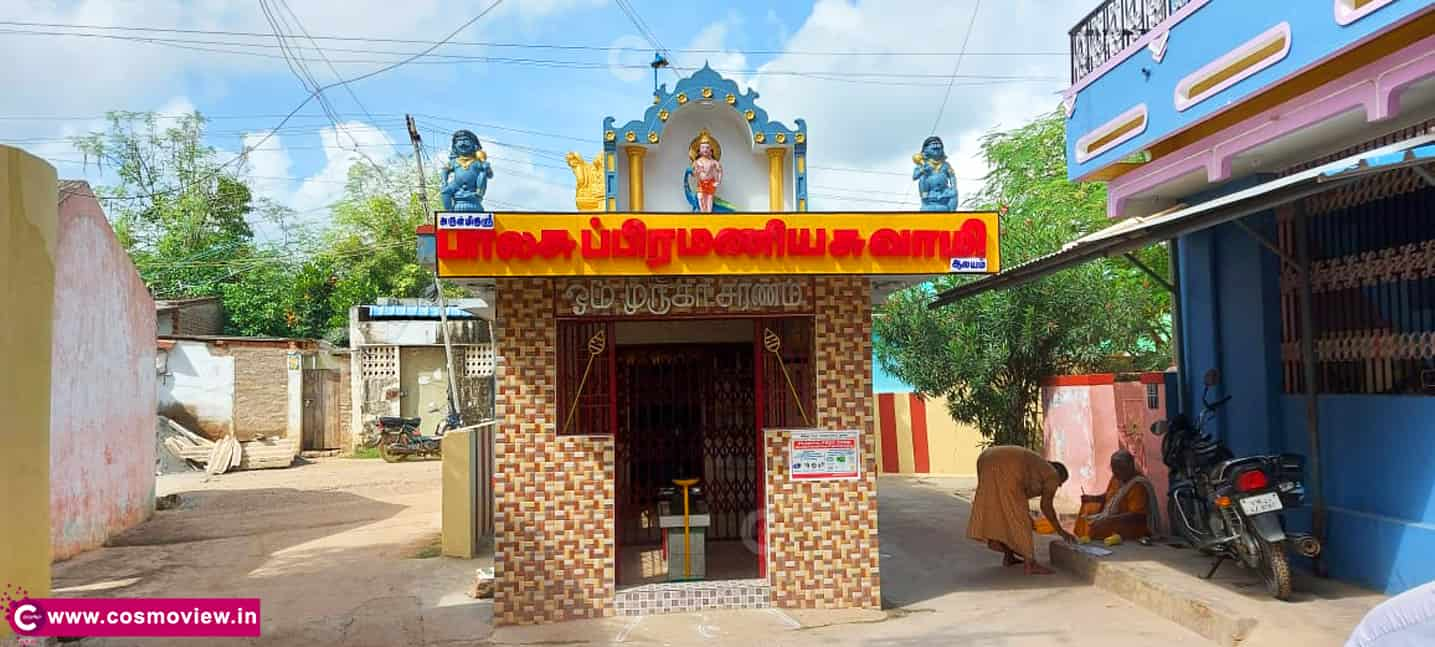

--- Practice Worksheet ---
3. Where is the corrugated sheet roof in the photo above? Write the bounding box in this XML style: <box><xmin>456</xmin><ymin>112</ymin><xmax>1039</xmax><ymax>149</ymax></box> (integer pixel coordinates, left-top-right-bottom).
<box><xmin>365</xmin><ymin>305</ymin><xmax>477</xmax><ymax>319</ymax></box>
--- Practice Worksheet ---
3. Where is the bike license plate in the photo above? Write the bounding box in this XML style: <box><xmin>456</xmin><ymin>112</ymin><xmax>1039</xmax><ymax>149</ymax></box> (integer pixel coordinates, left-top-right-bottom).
<box><xmin>1239</xmin><ymin>492</ymin><xmax>1283</xmax><ymax>515</ymax></box>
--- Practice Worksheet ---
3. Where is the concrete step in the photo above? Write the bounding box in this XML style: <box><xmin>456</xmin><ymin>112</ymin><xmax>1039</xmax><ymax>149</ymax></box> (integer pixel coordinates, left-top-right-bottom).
<box><xmin>1048</xmin><ymin>538</ymin><xmax>1384</xmax><ymax>647</ymax></box>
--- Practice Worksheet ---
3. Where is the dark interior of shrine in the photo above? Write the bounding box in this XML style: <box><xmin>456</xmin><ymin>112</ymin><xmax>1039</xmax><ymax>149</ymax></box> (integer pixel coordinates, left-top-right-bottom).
<box><xmin>612</xmin><ymin>319</ymin><xmax>761</xmax><ymax>586</ymax></box>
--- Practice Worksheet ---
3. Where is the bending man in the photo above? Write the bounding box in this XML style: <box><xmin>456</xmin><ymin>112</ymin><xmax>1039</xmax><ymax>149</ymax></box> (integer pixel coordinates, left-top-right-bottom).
<box><xmin>967</xmin><ymin>445</ymin><xmax>1073</xmax><ymax>575</ymax></box>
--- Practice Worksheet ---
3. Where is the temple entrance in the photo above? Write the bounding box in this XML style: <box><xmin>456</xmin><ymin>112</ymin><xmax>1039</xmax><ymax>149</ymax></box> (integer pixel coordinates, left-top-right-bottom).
<box><xmin>613</xmin><ymin>320</ymin><xmax>760</xmax><ymax>586</ymax></box>
<box><xmin>555</xmin><ymin>312</ymin><xmax>815</xmax><ymax>602</ymax></box>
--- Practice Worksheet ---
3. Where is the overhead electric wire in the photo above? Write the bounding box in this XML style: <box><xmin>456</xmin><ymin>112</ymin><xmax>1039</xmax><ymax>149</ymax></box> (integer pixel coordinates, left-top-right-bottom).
<box><xmin>931</xmin><ymin>0</ymin><xmax>983</xmax><ymax>135</ymax></box>
<box><xmin>0</xmin><ymin>20</ymin><xmax>1065</xmax><ymax>56</ymax></box>
<box><xmin>262</xmin><ymin>0</ymin><xmax>400</xmax><ymax>183</ymax></box>
<box><xmin>0</xmin><ymin>28</ymin><xmax>1064</xmax><ymax>84</ymax></box>
<box><xmin>62</xmin><ymin>0</ymin><xmax>506</xmax><ymax>204</ymax></box>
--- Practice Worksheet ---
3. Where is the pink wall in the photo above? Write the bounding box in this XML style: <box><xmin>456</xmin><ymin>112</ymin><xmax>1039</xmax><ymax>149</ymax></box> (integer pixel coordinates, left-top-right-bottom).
<box><xmin>49</xmin><ymin>182</ymin><xmax>156</xmax><ymax>560</ymax></box>
<box><xmin>1042</xmin><ymin>374</ymin><xmax>1169</xmax><ymax>531</ymax></box>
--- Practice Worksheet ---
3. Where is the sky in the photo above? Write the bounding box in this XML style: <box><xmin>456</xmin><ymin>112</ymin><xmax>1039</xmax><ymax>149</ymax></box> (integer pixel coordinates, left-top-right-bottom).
<box><xmin>1</xmin><ymin>0</ymin><xmax>1094</xmax><ymax>237</ymax></box>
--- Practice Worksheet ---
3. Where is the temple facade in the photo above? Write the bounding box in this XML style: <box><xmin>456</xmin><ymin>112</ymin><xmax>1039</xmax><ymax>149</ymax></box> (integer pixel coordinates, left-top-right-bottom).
<box><xmin>431</xmin><ymin>65</ymin><xmax>998</xmax><ymax>625</ymax></box>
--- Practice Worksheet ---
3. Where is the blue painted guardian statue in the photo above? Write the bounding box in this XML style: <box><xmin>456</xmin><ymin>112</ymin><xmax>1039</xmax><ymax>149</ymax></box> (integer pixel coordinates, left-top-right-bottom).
<box><xmin>913</xmin><ymin>136</ymin><xmax>958</xmax><ymax>211</ymax></box>
<box><xmin>440</xmin><ymin>129</ymin><xmax>493</xmax><ymax>212</ymax></box>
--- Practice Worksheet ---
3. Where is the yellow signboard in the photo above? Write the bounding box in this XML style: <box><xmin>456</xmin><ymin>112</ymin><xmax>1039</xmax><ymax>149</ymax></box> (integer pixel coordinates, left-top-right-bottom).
<box><xmin>435</xmin><ymin>211</ymin><xmax>999</xmax><ymax>278</ymax></box>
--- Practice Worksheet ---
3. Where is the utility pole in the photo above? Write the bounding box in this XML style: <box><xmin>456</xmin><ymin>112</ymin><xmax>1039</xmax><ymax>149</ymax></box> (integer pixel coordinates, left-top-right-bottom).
<box><xmin>407</xmin><ymin>114</ymin><xmax>462</xmax><ymax>430</ymax></box>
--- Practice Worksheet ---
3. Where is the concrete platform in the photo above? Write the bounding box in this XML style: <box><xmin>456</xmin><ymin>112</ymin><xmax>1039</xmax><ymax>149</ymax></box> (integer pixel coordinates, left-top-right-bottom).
<box><xmin>1050</xmin><ymin>537</ymin><xmax>1386</xmax><ymax>646</ymax></box>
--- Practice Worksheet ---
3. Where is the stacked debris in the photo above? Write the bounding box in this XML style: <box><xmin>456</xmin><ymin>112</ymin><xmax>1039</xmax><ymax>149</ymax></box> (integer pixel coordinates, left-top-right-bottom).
<box><xmin>156</xmin><ymin>418</ymin><xmax>199</xmax><ymax>475</ymax></box>
<box><xmin>157</xmin><ymin>417</ymin><xmax>298</xmax><ymax>473</ymax></box>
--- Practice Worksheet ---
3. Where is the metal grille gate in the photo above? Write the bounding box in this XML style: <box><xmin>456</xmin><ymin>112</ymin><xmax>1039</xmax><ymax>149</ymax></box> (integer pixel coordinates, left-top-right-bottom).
<box><xmin>615</xmin><ymin>344</ymin><xmax>755</xmax><ymax>545</ymax></box>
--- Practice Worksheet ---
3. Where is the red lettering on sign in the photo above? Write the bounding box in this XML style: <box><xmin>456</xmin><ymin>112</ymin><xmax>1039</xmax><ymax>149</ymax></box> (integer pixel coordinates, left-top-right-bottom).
<box><xmin>582</xmin><ymin>217</ymin><xmax>612</xmax><ymax>258</ymax></box>
<box><xmin>714</xmin><ymin>228</ymin><xmax>744</xmax><ymax>256</ymax></box>
<box><xmin>829</xmin><ymin>229</ymin><xmax>865</xmax><ymax>257</ymax></box>
<box><xmin>646</xmin><ymin>227</ymin><xmax>676</xmax><ymax>268</ymax></box>
<box><xmin>438</xmin><ymin>216</ymin><xmax>990</xmax><ymax>267</ymax></box>
<box><xmin>615</xmin><ymin>218</ymin><xmax>645</xmax><ymax>258</ymax></box>
<box><xmin>787</xmin><ymin>228</ymin><xmax>825</xmax><ymax>256</ymax></box>
<box><xmin>538</xmin><ymin>230</ymin><xmax>576</xmax><ymax>259</ymax></box>
<box><xmin>679</xmin><ymin>228</ymin><xmax>714</xmax><ymax>257</ymax></box>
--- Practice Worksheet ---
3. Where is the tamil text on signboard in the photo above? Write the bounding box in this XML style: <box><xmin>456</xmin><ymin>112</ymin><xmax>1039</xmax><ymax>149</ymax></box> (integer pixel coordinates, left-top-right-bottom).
<box><xmin>435</xmin><ymin>212</ymin><xmax>1000</xmax><ymax>277</ymax></box>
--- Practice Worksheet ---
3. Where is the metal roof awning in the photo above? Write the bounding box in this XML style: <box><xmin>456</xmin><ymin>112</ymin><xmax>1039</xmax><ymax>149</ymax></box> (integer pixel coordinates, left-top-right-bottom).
<box><xmin>365</xmin><ymin>305</ymin><xmax>478</xmax><ymax>320</ymax></box>
<box><xmin>930</xmin><ymin>133</ymin><xmax>1435</xmax><ymax>309</ymax></box>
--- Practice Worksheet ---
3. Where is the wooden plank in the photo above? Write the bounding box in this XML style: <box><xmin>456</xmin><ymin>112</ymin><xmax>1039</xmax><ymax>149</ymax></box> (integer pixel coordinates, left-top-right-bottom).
<box><xmin>164</xmin><ymin>417</ymin><xmax>215</xmax><ymax>447</ymax></box>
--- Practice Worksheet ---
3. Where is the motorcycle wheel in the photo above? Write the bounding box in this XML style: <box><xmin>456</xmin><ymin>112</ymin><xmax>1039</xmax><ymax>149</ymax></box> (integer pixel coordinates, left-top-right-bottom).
<box><xmin>378</xmin><ymin>434</ymin><xmax>409</xmax><ymax>463</ymax></box>
<box><xmin>1258</xmin><ymin>538</ymin><xmax>1294</xmax><ymax>600</ymax></box>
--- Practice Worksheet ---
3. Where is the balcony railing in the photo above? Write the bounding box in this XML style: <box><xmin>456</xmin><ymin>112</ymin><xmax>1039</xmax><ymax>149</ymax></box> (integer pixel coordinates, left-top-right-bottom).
<box><xmin>1069</xmin><ymin>0</ymin><xmax>1193</xmax><ymax>83</ymax></box>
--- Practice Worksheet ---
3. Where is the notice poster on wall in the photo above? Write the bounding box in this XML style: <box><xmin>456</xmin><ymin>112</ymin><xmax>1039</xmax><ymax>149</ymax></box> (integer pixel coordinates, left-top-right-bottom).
<box><xmin>789</xmin><ymin>429</ymin><xmax>861</xmax><ymax>481</ymax></box>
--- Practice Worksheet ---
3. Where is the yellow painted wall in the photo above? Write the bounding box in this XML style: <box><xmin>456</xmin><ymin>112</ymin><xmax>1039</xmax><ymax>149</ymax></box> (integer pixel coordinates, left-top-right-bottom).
<box><xmin>873</xmin><ymin>392</ymin><xmax>983</xmax><ymax>476</ymax></box>
<box><xmin>922</xmin><ymin>395</ymin><xmax>984</xmax><ymax>476</ymax></box>
<box><xmin>1</xmin><ymin>146</ymin><xmax>57</xmax><ymax>631</ymax></box>
<box><xmin>441</xmin><ymin>428</ymin><xmax>476</xmax><ymax>558</ymax></box>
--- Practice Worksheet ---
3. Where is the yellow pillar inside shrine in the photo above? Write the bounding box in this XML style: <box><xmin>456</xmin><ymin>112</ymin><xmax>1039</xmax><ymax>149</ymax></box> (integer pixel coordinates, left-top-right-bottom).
<box><xmin>767</xmin><ymin>148</ymin><xmax>786</xmax><ymax>212</ymax></box>
<box><xmin>626</xmin><ymin>146</ymin><xmax>646</xmax><ymax>211</ymax></box>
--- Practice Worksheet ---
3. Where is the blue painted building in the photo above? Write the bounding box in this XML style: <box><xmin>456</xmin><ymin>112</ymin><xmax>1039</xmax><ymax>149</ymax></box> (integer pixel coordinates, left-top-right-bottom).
<box><xmin>936</xmin><ymin>0</ymin><xmax>1435</xmax><ymax>594</ymax></box>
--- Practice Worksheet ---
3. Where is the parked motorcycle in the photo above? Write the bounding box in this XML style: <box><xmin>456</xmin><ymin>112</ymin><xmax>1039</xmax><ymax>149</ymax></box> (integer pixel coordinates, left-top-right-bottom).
<box><xmin>1151</xmin><ymin>369</ymin><xmax>1321</xmax><ymax>600</ymax></box>
<box><xmin>364</xmin><ymin>413</ymin><xmax>455</xmax><ymax>463</ymax></box>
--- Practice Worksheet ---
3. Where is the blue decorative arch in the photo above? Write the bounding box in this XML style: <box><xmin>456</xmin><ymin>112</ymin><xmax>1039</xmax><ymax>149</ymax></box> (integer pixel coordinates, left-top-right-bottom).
<box><xmin>602</xmin><ymin>63</ymin><xmax>808</xmax><ymax>211</ymax></box>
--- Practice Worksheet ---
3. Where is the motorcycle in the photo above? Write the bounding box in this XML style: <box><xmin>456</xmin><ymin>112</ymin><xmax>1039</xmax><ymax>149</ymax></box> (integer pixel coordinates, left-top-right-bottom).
<box><xmin>364</xmin><ymin>412</ymin><xmax>457</xmax><ymax>463</ymax></box>
<box><xmin>1151</xmin><ymin>368</ymin><xmax>1322</xmax><ymax>600</ymax></box>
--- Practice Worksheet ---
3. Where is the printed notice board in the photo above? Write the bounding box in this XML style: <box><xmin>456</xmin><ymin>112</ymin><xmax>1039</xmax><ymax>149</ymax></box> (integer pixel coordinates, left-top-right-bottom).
<box><xmin>789</xmin><ymin>429</ymin><xmax>861</xmax><ymax>481</ymax></box>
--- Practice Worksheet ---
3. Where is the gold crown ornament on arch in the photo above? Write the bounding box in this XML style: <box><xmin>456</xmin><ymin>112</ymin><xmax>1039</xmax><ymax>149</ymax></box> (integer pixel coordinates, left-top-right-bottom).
<box><xmin>688</xmin><ymin>129</ymin><xmax>722</xmax><ymax>162</ymax></box>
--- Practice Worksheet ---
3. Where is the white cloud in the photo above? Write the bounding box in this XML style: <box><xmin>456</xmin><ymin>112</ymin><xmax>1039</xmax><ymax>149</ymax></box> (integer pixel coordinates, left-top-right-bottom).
<box><xmin>741</xmin><ymin>0</ymin><xmax>1085</xmax><ymax>210</ymax></box>
<box><xmin>240</xmin><ymin>120</ymin><xmax>399</xmax><ymax>219</ymax></box>
<box><xmin>680</xmin><ymin>15</ymin><xmax>749</xmax><ymax>83</ymax></box>
<box><xmin>478</xmin><ymin>142</ymin><xmax>575</xmax><ymax>212</ymax></box>
<box><xmin>608</xmin><ymin>34</ymin><xmax>654</xmax><ymax>83</ymax></box>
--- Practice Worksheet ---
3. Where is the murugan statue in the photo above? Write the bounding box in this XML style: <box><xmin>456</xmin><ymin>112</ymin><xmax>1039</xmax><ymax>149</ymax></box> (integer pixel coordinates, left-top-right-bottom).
<box><xmin>440</xmin><ymin>129</ymin><xmax>493</xmax><ymax>212</ymax></box>
<box><xmin>567</xmin><ymin>152</ymin><xmax>605</xmax><ymax>212</ymax></box>
<box><xmin>912</xmin><ymin>135</ymin><xmax>958</xmax><ymax>212</ymax></box>
<box><xmin>689</xmin><ymin>130</ymin><xmax>723</xmax><ymax>213</ymax></box>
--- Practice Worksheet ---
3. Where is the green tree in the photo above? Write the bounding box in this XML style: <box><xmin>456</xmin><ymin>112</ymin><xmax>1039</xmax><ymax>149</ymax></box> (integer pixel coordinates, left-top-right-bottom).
<box><xmin>79</xmin><ymin>112</ymin><xmax>459</xmax><ymax>344</ymax></box>
<box><xmin>874</xmin><ymin>112</ymin><xmax>1171</xmax><ymax>449</ymax></box>
<box><xmin>74</xmin><ymin>111</ymin><xmax>283</xmax><ymax>298</ymax></box>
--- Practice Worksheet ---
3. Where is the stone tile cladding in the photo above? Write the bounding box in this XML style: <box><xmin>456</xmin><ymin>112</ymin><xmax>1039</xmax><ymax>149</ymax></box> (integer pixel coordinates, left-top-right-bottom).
<box><xmin>493</xmin><ymin>278</ymin><xmax>617</xmax><ymax>625</ymax></box>
<box><xmin>493</xmin><ymin>276</ymin><xmax>880</xmax><ymax>624</ymax></box>
<box><xmin>764</xmin><ymin>276</ymin><xmax>882</xmax><ymax>610</ymax></box>
<box><xmin>613</xmin><ymin>579</ymin><xmax>771</xmax><ymax>616</ymax></box>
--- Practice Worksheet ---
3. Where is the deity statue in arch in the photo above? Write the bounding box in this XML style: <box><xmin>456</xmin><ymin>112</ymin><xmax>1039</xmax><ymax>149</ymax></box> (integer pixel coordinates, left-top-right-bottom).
<box><xmin>688</xmin><ymin>129</ymin><xmax>723</xmax><ymax>213</ymax></box>
<box><xmin>440</xmin><ymin>129</ymin><xmax>493</xmax><ymax>212</ymax></box>
<box><xmin>913</xmin><ymin>135</ymin><xmax>958</xmax><ymax>212</ymax></box>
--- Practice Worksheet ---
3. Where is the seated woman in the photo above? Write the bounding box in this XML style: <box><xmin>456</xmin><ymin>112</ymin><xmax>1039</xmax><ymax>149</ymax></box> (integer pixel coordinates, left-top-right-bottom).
<box><xmin>1074</xmin><ymin>449</ymin><xmax>1159</xmax><ymax>541</ymax></box>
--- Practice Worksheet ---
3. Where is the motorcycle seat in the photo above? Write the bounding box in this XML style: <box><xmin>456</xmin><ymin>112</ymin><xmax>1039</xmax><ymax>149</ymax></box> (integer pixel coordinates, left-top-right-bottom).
<box><xmin>378</xmin><ymin>416</ymin><xmax>422</xmax><ymax>428</ymax></box>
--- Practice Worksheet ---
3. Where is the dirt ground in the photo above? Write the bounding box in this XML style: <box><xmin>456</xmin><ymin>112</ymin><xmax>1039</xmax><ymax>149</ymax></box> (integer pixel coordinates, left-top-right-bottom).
<box><xmin>51</xmin><ymin>464</ymin><xmax>1219</xmax><ymax>646</ymax></box>
<box><xmin>51</xmin><ymin>457</ymin><xmax>490</xmax><ymax>646</ymax></box>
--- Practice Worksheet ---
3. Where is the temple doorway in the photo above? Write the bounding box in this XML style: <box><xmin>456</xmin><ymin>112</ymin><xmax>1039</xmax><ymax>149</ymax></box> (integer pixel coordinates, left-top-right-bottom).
<box><xmin>613</xmin><ymin>319</ymin><xmax>760</xmax><ymax>586</ymax></box>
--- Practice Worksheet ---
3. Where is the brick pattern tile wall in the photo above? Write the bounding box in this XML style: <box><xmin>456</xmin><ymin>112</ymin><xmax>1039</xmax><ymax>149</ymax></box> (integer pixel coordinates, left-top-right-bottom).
<box><xmin>764</xmin><ymin>276</ymin><xmax>881</xmax><ymax>610</ymax></box>
<box><xmin>493</xmin><ymin>278</ymin><xmax>616</xmax><ymax>626</ymax></box>
<box><xmin>231</xmin><ymin>346</ymin><xmax>290</xmax><ymax>441</ymax></box>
